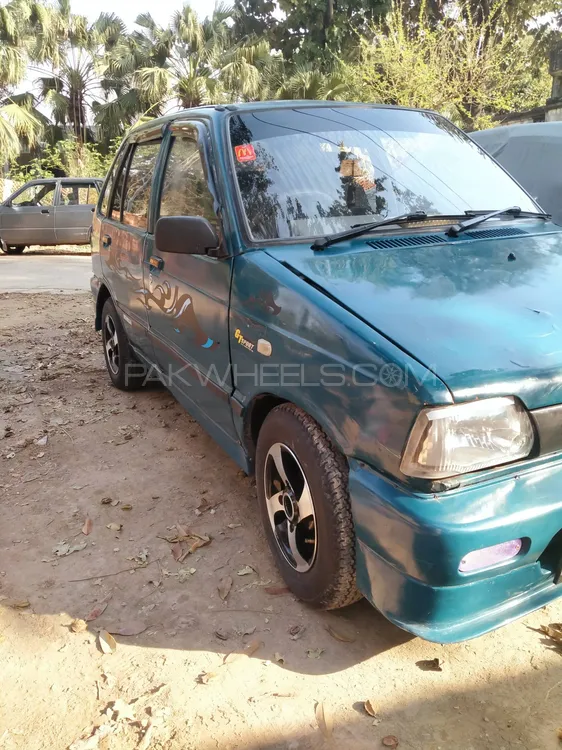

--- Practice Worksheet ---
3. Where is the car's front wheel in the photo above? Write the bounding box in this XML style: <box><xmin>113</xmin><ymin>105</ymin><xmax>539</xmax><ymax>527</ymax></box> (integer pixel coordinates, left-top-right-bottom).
<box><xmin>101</xmin><ymin>298</ymin><xmax>146</xmax><ymax>391</ymax></box>
<box><xmin>255</xmin><ymin>403</ymin><xmax>361</xmax><ymax>609</ymax></box>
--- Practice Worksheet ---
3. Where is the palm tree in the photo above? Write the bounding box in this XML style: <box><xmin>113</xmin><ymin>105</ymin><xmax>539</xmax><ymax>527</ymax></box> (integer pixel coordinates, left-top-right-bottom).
<box><xmin>129</xmin><ymin>3</ymin><xmax>279</xmax><ymax>112</ymax></box>
<box><xmin>29</xmin><ymin>0</ymin><xmax>129</xmax><ymax>143</ymax></box>
<box><xmin>0</xmin><ymin>0</ymin><xmax>41</xmax><ymax>163</ymax></box>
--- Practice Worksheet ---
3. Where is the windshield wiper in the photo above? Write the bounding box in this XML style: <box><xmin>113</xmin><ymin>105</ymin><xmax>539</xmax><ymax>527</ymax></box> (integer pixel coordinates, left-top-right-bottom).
<box><xmin>311</xmin><ymin>211</ymin><xmax>430</xmax><ymax>250</ymax></box>
<box><xmin>447</xmin><ymin>207</ymin><xmax>550</xmax><ymax>237</ymax></box>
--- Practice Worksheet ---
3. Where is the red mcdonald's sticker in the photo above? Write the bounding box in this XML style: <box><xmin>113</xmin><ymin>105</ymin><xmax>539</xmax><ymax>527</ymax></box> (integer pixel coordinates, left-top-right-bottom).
<box><xmin>235</xmin><ymin>144</ymin><xmax>256</xmax><ymax>163</ymax></box>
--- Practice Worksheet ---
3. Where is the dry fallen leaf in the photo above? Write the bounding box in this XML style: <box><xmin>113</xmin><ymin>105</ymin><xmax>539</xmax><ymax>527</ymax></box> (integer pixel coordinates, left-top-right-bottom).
<box><xmin>86</xmin><ymin>594</ymin><xmax>112</xmax><ymax>622</ymax></box>
<box><xmin>171</xmin><ymin>542</ymin><xmax>183</xmax><ymax>561</ymax></box>
<box><xmin>315</xmin><ymin>701</ymin><xmax>333</xmax><ymax>739</ymax></box>
<box><xmin>416</xmin><ymin>657</ymin><xmax>444</xmax><ymax>672</ymax></box>
<box><xmin>227</xmin><ymin>523</ymin><xmax>242</xmax><ymax>529</ymax></box>
<box><xmin>111</xmin><ymin>698</ymin><xmax>135</xmax><ymax>722</ymax></box>
<box><xmin>177</xmin><ymin>567</ymin><xmax>196</xmax><ymax>582</ymax></box>
<box><xmin>6</xmin><ymin>599</ymin><xmax>30</xmax><ymax>609</ymax></box>
<box><xmin>541</xmin><ymin>623</ymin><xmax>562</xmax><ymax>644</ymax></box>
<box><xmin>237</xmin><ymin>565</ymin><xmax>255</xmax><ymax>576</ymax></box>
<box><xmin>82</xmin><ymin>517</ymin><xmax>93</xmax><ymax>536</ymax></box>
<box><xmin>265</xmin><ymin>586</ymin><xmax>290</xmax><ymax>595</ymax></box>
<box><xmin>325</xmin><ymin>623</ymin><xmax>356</xmax><ymax>643</ymax></box>
<box><xmin>106</xmin><ymin>523</ymin><xmax>122</xmax><ymax>532</ymax></box>
<box><xmin>214</xmin><ymin>629</ymin><xmax>229</xmax><ymax>641</ymax></box>
<box><xmin>274</xmin><ymin>652</ymin><xmax>285</xmax><ymax>664</ymax></box>
<box><xmin>71</xmin><ymin>618</ymin><xmax>87</xmax><ymax>633</ymax></box>
<box><xmin>223</xmin><ymin>638</ymin><xmax>262</xmax><ymax>664</ymax></box>
<box><xmin>98</xmin><ymin>630</ymin><xmax>117</xmax><ymax>654</ymax></box>
<box><xmin>382</xmin><ymin>736</ymin><xmax>399</xmax><ymax>748</ymax></box>
<box><xmin>218</xmin><ymin>575</ymin><xmax>233</xmax><ymax>601</ymax></box>
<box><xmin>306</xmin><ymin>648</ymin><xmax>324</xmax><ymax>659</ymax></box>
<box><xmin>187</xmin><ymin>535</ymin><xmax>211</xmax><ymax>554</ymax></box>
<box><xmin>196</xmin><ymin>671</ymin><xmax>217</xmax><ymax>684</ymax></box>
<box><xmin>107</xmin><ymin>622</ymin><xmax>147</xmax><ymax>637</ymax></box>
<box><xmin>121</xmin><ymin>504</ymin><xmax>132</xmax><ymax>511</ymax></box>
<box><xmin>364</xmin><ymin>699</ymin><xmax>377</xmax><ymax>717</ymax></box>
<box><xmin>289</xmin><ymin>624</ymin><xmax>306</xmax><ymax>640</ymax></box>
<box><xmin>100</xmin><ymin>497</ymin><xmax>113</xmax><ymax>505</ymax></box>
<box><xmin>176</xmin><ymin>522</ymin><xmax>190</xmax><ymax>538</ymax></box>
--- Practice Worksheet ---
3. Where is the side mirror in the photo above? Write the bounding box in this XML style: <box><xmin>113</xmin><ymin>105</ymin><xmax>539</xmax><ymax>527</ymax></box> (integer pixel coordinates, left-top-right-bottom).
<box><xmin>155</xmin><ymin>216</ymin><xmax>220</xmax><ymax>256</ymax></box>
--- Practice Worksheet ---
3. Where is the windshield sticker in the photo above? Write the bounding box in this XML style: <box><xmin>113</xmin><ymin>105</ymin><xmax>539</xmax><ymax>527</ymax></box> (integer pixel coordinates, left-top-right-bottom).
<box><xmin>235</xmin><ymin>144</ymin><xmax>256</xmax><ymax>163</ymax></box>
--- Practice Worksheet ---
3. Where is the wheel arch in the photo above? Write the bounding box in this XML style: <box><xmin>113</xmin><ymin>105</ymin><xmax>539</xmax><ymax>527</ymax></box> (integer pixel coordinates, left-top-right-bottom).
<box><xmin>242</xmin><ymin>392</ymin><xmax>347</xmax><ymax>471</ymax></box>
<box><xmin>95</xmin><ymin>283</ymin><xmax>112</xmax><ymax>331</ymax></box>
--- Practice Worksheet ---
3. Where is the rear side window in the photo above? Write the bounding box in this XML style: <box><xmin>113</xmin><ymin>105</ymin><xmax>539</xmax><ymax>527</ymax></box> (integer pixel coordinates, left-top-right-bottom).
<box><xmin>159</xmin><ymin>132</ymin><xmax>217</xmax><ymax>228</ymax></box>
<box><xmin>60</xmin><ymin>182</ymin><xmax>99</xmax><ymax>206</ymax></box>
<box><xmin>121</xmin><ymin>141</ymin><xmax>161</xmax><ymax>229</ymax></box>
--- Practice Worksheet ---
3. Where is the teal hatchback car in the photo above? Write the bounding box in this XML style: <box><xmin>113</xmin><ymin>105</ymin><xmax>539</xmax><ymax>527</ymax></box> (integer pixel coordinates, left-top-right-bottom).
<box><xmin>92</xmin><ymin>101</ymin><xmax>562</xmax><ymax>642</ymax></box>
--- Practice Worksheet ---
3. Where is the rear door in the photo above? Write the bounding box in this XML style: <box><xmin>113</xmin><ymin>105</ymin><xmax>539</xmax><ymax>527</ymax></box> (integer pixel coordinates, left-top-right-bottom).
<box><xmin>0</xmin><ymin>181</ymin><xmax>57</xmax><ymax>246</ymax></box>
<box><xmin>54</xmin><ymin>181</ymin><xmax>100</xmax><ymax>244</ymax></box>
<box><xmin>99</xmin><ymin>138</ymin><xmax>162</xmax><ymax>359</ymax></box>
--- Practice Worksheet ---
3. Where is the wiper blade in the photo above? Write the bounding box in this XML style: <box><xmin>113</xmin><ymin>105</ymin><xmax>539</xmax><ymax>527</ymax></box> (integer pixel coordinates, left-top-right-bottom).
<box><xmin>447</xmin><ymin>207</ymin><xmax>550</xmax><ymax>237</ymax></box>
<box><xmin>311</xmin><ymin>211</ymin><xmax>429</xmax><ymax>250</ymax></box>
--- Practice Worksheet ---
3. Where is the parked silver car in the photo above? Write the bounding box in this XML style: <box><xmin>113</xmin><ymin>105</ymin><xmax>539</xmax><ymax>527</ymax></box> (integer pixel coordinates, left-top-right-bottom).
<box><xmin>0</xmin><ymin>176</ymin><xmax>102</xmax><ymax>254</ymax></box>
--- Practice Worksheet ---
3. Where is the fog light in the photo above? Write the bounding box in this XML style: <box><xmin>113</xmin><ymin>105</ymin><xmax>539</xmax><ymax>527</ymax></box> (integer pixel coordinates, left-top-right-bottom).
<box><xmin>459</xmin><ymin>539</ymin><xmax>523</xmax><ymax>572</ymax></box>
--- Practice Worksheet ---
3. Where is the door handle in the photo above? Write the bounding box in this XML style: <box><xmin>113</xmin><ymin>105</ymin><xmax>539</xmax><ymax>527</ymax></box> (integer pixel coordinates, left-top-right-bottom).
<box><xmin>102</xmin><ymin>234</ymin><xmax>112</xmax><ymax>248</ymax></box>
<box><xmin>149</xmin><ymin>256</ymin><xmax>164</xmax><ymax>271</ymax></box>
<box><xmin>41</xmin><ymin>209</ymin><xmax>50</xmax><ymax>214</ymax></box>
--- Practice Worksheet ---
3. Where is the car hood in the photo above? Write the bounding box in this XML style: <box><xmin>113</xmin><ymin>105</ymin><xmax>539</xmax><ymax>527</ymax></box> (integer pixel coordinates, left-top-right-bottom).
<box><xmin>266</xmin><ymin>223</ymin><xmax>562</xmax><ymax>409</ymax></box>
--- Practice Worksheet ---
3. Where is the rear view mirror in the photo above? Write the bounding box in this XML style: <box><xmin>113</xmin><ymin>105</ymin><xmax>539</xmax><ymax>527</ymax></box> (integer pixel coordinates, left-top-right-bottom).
<box><xmin>155</xmin><ymin>216</ymin><xmax>219</xmax><ymax>255</ymax></box>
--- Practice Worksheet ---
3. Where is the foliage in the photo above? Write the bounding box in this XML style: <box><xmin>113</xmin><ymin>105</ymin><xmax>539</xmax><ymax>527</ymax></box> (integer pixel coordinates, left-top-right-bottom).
<box><xmin>0</xmin><ymin>0</ymin><xmax>560</xmax><ymax>166</ymax></box>
<box><xmin>348</xmin><ymin>1</ymin><xmax>553</xmax><ymax>130</ymax></box>
<box><xmin>7</xmin><ymin>138</ymin><xmax>117</xmax><ymax>188</ymax></box>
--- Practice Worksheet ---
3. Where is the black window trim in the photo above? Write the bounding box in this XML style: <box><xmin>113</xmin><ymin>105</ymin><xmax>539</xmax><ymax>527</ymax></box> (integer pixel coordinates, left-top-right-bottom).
<box><xmin>156</xmin><ymin>120</ymin><xmax>222</xmax><ymax>233</ymax></box>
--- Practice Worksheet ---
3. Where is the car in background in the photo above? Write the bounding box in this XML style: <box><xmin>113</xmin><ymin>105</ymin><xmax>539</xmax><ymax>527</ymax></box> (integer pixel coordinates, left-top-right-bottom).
<box><xmin>471</xmin><ymin>122</ymin><xmax>562</xmax><ymax>225</ymax></box>
<box><xmin>0</xmin><ymin>176</ymin><xmax>102</xmax><ymax>254</ymax></box>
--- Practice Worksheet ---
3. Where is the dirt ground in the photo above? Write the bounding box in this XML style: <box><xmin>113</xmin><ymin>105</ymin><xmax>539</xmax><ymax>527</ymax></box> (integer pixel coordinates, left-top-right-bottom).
<box><xmin>2</xmin><ymin>292</ymin><xmax>562</xmax><ymax>750</ymax></box>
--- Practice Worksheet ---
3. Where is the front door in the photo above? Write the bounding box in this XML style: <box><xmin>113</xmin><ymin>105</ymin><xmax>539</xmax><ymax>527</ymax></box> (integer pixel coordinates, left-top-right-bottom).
<box><xmin>0</xmin><ymin>181</ymin><xmax>57</xmax><ymax>246</ymax></box>
<box><xmin>144</xmin><ymin>122</ymin><xmax>237</xmax><ymax>444</ymax></box>
<box><xmin>55</xmin><ymin>181</ymin><xmax>100</xmax><ymax>244</ymax></box>
<box><xmin>99</xmin><ymin>140</ymin><xmax>162</xmax><ymax>359</ymax></box>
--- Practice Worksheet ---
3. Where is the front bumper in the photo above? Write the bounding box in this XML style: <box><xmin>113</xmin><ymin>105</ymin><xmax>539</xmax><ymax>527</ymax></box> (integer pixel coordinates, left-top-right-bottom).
<box><xmin>349</xmin><ymin>457</ymin><xmax>562</xmax><ymax>642</ymax></box>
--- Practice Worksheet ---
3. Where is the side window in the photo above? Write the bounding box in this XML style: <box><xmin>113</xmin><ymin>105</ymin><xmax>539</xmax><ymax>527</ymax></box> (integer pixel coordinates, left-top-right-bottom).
<box><xmin>120</xmin><ymin>141</ymin><xmax>161</xmax><ymax>229</ymax></box>
<box><xmin>159</xmin><ymin>131</ymin><xmax>217</xmax><ymax>228</ymax></box>
<box><xmin>100</xmin><ymin>151</ymin><xmax>124</xmax><ymax>217</ymax></box>
<box><xmin>12</xmin><ymin>183</ymin><xmax>56</xmax><ymax>207</ymax></box>
<box><xmin>59</xmin><ymin>182</ymin><xmax>100</xmax><ymax>206</ymax></box>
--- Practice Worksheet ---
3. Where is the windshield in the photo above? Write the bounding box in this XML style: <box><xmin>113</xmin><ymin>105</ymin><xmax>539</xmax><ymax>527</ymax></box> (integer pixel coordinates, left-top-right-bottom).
<box><xmin>228</xmin><ymin>106</ymin><xmax>538</xmax><ymax>242</ymax></box>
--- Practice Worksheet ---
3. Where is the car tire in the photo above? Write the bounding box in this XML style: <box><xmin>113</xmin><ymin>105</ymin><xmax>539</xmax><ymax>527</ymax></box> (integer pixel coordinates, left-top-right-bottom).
<box><xmin>5</xmin><ymin>245</ymin><xmax>25</xmax><ymax>254</ymax></box>
<box><xmin>101</xmin><ymin>297</ymin><xmax>146</xmax><ymax>391</ymax></box>
<box><xmin>255</xmin><ymin>403</ymin><xmax>361</xmax><ymax>610</ymax></box>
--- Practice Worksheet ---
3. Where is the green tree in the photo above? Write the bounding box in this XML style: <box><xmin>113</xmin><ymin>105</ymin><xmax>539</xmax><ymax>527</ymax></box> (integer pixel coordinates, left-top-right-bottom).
<box><xmin>349</xmin><ymin>1</ymin><xmax>552</xmax><ymax>130</ymax></box>
<box><xmin>130</xmin><ymin>4</ymin><xmax>280</xmax><ymax>108</ymax></box>
<box><xmin>0</xmin><ymin>0</ymin><xmax>41</xmax><ymax>163</ymax></box>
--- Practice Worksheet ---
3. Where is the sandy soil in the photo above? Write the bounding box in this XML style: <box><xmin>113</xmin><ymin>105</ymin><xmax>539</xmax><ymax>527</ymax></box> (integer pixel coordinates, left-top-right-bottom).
<box><xmin>1</xmin><ymin>293</ymin><xmax>562</xmax><ymax>750</ymax></box>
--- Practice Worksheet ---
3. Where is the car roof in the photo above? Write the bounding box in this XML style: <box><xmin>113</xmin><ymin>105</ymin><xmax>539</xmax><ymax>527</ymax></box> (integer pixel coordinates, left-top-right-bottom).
<box><xmin>129</xmin><ymin>100</ymin><xmax>436</xmax><ymax>138</ymax></box>
<box><xmin>23</xmin><ymin>177</ymin><xmax>101</xmax><ymax>185</ymax></box>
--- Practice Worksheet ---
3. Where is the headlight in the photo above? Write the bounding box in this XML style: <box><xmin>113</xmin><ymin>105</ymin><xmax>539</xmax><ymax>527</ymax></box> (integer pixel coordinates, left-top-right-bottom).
<box><xmin>400</xmin><ymin>396</ymin><xmax>534</xmax><ymax>479</ymax></box>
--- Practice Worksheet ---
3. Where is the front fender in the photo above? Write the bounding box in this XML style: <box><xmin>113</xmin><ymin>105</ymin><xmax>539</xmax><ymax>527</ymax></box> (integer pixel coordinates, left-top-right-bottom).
<box><xmin>229</xmin><ymin>251</ymin><xmax>453</xmax><ymax>483</ymax></box>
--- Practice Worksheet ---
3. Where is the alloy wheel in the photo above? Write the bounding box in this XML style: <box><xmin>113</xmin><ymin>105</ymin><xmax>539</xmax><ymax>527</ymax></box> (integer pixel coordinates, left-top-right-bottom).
<box><xmin>263</xmin><ymin>442</ymin><xmax>317</xmax><ymax>573</ymax></box>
